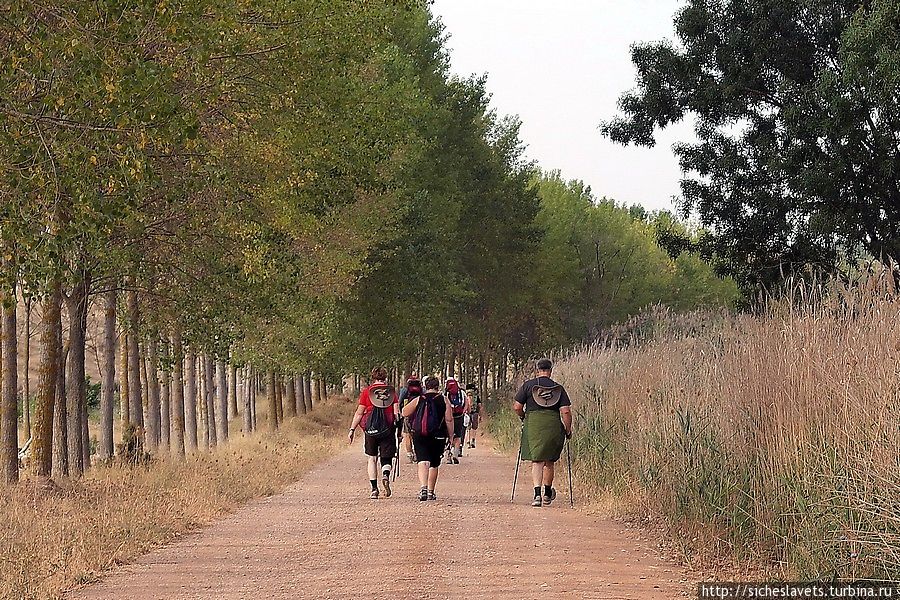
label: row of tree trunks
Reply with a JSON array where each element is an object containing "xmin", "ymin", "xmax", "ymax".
[{"xmin": 6, "ymin": 284, "xmax": 277, "ymax": 484}]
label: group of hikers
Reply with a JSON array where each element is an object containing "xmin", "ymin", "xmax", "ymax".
[{"xmin": 347, "ymin": 358, "xmax": 573, "ymax": 507}]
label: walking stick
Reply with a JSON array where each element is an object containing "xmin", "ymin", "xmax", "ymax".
[
  {"xmin": 510, "ymin": 424, "xmax": 523, "ymax": 502},
  {"xmin": 566, "ymin": 437, "xmax": 575, "ymax": 508}
]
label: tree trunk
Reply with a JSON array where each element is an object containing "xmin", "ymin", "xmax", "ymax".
[
  {"xmin": 216, "ymin": 359, "xmax": 228, "ymax": 442},
  {"xmin": 204, "ymin": 354, "xmax": 216, "ymax": 448},
  {"xmin": 126, "ymin": 288, "xmax": 143, "ymax": 436},
  {"xmin": 170, "ymin": 330, "xmax": 185, "ymax": 457},
  {"xmin": 52, "ymin": 307, "xmax": 68, "ymax": 479},
  {"xmin": 22, "ymin": 297, "xmax": 32, "ymax": 436},
  {"xmin": 1, "ymin": 285, "xmax": 19, "ymax": 483},
  {"xmin": 160, "ymin": 365, "xmax": 170, "ymax": 452},
  {"xmin": 184, "ymin": 349, "xmax": 198, "ymax": 453},
  {"xmin": 266, "ymin": 370, "xmax": 277, "ymax": 432},
  {"xmin": 99, "ymin": 290, "xmax": 116, "ymax": 461},
  {"xmin": 147, "ymin": 337, "xmax": 161, "ymax": 452},
  {"xmin": 275, "ymin": 375, "xmax": 284, "ymax": 424},
  {"xmin": 285, "ymin": 376, "xmax": 297, "ymax": 419},
  {"xmin": 250, "ymin": 371, "xmax": 257, "ymax": 429},
  {"xmin": 304, "ymin": 373, "xmax": 313, "ymax": 412},
  {"xmin": 119, "ymin": 327, "xmax": 130, "ymax": 427},
  {"xmin": 65, "ymin": 276, "xmax": 89, "ymax": 476},
  {"xmin": 32, "ymin": 286, "xmax": 62, "ymax": 478},
  {"xmin": 241, "ymin": 367, "xmax": 252, "ymax": 434},
  {"xmin": 228, "ymin": 363, "xmax": 238, "ymax": 421},
  {"xmin": 296, "ymin": 375, "xmax": 306, "ymax": 415},
  {"xmin": 139, "ymin": 342, "xmax": 149, "ymax": 439},
  {"xmin": 197, "ymin": 356, "xmax": 208, "ymax": 450},
  {"xmin": 319, "ymin": 377, "xmax": 327, "ymax": 402}
]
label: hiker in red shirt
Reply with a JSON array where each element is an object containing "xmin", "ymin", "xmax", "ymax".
[{"xmin": 348, "ymin": 367, "xmax": 399, "ymax": 499}]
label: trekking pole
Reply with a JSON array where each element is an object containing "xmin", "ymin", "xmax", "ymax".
[
  {"xmin": 566, "ymin": 437, "xmax": 575, "ymax": 508},
  {"xmin": 510, "ymin": 424, "xmax": 523, "ymax": 503}
]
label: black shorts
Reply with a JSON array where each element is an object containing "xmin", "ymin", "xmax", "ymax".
[
  {"xmin": 452, "ymin": 414, "xmax": 466, "ymax": 439},
  {"xmin": 412, "ymin": 435, "xmax": 446, "ymax": 468},
  {"xmin": 364, "ymin": 431, "xmax": 397, "ymax": 459}
]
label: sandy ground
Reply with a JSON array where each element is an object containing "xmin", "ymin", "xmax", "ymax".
[{"xmin": 69, "ymin": 437, "xmax": 688, "ymax": 599}]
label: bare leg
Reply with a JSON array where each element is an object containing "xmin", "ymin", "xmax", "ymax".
[
  {"xmin": 542, "ymin": 462, "xmax": 555, "ymax": 487},
  {"xmin": 417, "ymin": 461, "xmax": 429, "ymax": 488},
  {"xmin": 531, "ymin": 461, "xmax": 544, "ymax": 488},
  {"xmin": 367, "ymin": 455, "xmax": 378, "ymax": 481},
  {"xmin": 428, "ymin": 466, "xmax": 439, "ymax": 490}
]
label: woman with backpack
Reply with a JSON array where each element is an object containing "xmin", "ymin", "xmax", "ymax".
[
  {"xmin": 401, "ymin": 376, "xmax": 454, "ymax": 501},
  {"xmin": 348, "ymin": 367, "xmax": 400, "ymax": 499}
]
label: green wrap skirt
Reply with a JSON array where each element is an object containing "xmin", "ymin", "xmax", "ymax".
[{"xmin": 521, "ymin": 409, "xmax": 565, "ymax": 462}]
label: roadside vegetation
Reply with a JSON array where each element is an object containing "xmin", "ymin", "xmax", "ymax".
[
  {"xmin": 0, "ymin": 397, "xmax": 353, "ymax": 600},
  {"xmin": 490, "ymin": 273, "xmax": 900, "ymax": 579}
]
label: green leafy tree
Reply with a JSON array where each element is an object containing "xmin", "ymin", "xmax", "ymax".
[{"xmin": 602, "ymin": 0, "xmax": 900, "ymax": 290}]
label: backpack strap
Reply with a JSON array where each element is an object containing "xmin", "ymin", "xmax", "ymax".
[{"xmin": 531, "ymin": 385, "xmax": 562, "ymax": 408}]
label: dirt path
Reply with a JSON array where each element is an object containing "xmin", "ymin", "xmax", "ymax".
[{"xmin": 70, "ymin": 438, "xmax": 687, "ymax": 599}]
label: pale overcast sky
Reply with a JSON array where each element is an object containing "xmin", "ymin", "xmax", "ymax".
[{"xmin": 431, "ymin": 0, "xmax": 693, "ymax": 213}]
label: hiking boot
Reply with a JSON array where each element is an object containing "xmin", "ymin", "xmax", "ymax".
[
  {"xmin": 542, "ymin": 488, "xmax": 558, "ymax": 507},
  {"xmin": 370, "ymin": 489, "xmax": 380, "ymax": 500},
  {"xmin": 427, "ymin": 491, "xmax": 437, "ymax": 501},
  {"xmin": 471, "ymin": 439, "xmax": 476, "ymax": 448},
  {"xmin": 531, "ymin": 495, "xmax": 542, "ymax": 507},
  {"xmin": 451, "ymin": 456, "xmax": 460, "ymax": 464},
  {"xmin": 418, "ymin": 488, "xmax": 428, "ymax": 501},
  {"xmin": 382, "ymin": 476, "xmax": 392, "ymax": 498}
]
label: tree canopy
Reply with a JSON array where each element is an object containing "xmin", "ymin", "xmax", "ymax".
[{"xmin": 602, "ymin": 0, "xmax": 900, "ymax": 291}]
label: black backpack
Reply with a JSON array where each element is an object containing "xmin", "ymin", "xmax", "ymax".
[{"xmin": 410, "ymin": 393, "xmax": 444, "ymax": 437}]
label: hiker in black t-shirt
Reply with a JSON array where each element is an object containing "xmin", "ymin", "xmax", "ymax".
[
  {"xmin": 401, "ymin": 376, "xmax": 454, "ymax": 501},
  {"xmin": 512, "ymin": 358, "xmax": 573, "ymax": 507}
]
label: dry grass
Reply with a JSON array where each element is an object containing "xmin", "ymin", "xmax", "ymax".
[
  {"xmin": 0, "ymin": 396, "xmax": 355, "ymax": 600},
  {"xmin": 536, "ymin": 273, "xmax": 900, "ymax": 579}
]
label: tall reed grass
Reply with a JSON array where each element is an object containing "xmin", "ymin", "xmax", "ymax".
[{"xmin": 506, "ymin": 273, "xmax": 900, "ymax": 578}]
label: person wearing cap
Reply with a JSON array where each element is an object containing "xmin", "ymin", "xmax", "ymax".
[
  {"xmin": 512, "ymin": 358, "xmax": 573, "ymax": 507},
  {"xmin": 348, "ymin": 366, "xmax": 400, "ymax": 499}
]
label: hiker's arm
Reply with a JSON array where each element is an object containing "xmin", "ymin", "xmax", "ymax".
[
  {"xmin": 400, "ymin": 396, "xmax": 419, "ymax": 418},
  {"xmin": 444, "ymin": 401, "xmax": 454, "ymax": 435},
  {"xmin": 560, "ymin": 406, "xmax": 573, "ymax": 437},
  {"xmin": 348, "ymin": 405, "xmax": 365, "ymax": 442},
  {"xmin": 512, "ymin": 384, "xmax": 527, "ymax": 420},
  {"xmin": 513, "ymin": 400, "xmax": 526, "ymax": 420}
]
